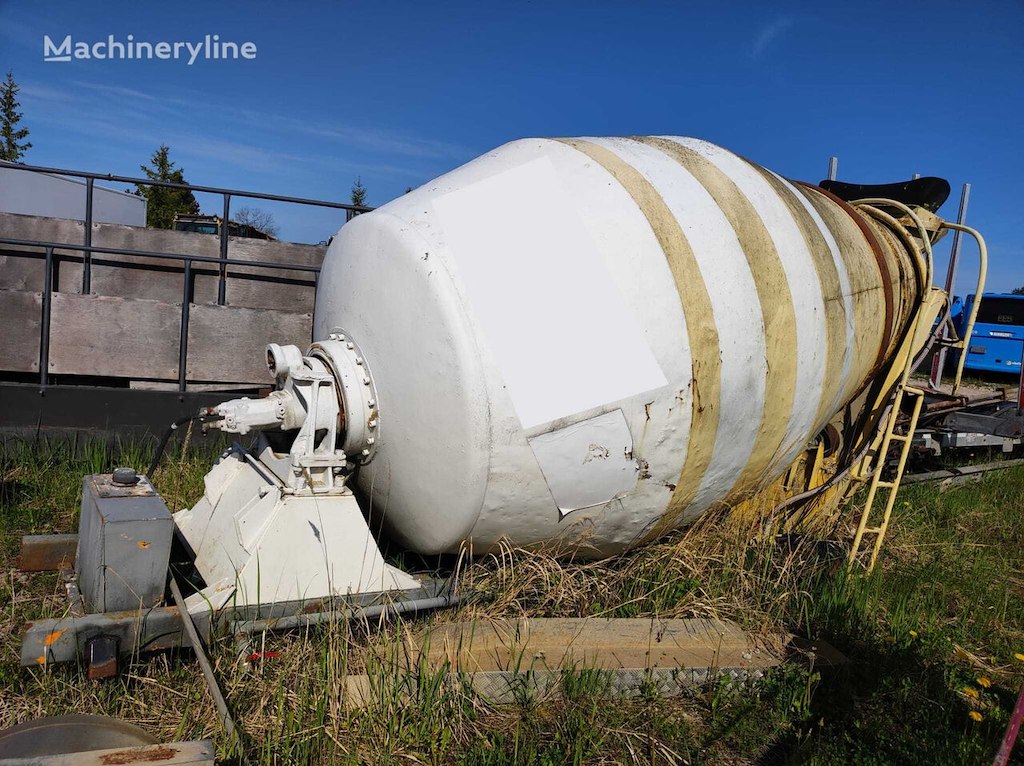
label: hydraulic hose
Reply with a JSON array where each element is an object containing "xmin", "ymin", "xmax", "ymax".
[{"xmin": 147, "ymin": 411, "xmax": 223, "ymax": 478}]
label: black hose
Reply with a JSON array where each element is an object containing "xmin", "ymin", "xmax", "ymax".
[{"xmin": 147, "ymin": 412, "xmax": 222, "ymax": 478}]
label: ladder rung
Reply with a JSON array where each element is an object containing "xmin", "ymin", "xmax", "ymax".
[
  {"xmin": 889, "ymin": 434, "xmax": 909, "ymax": 443},
  {"xmin": 862, "ymin": 526, "xmax": 883, "ymax": 534},
  {"xmin": 875, "ymin": 480, "xmax": 896, "ymax": 489}
]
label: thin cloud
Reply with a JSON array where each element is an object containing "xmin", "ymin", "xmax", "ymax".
[
  {"xmin": 750, "ymin": 16, "xmax": 797, "ymax": 61},
  {"xmin": 17, "ymin": 81, "xmax": 441, "ymax": 182},
  {"xmin": 22, "ymin": 79, "xmax": 472, "ymax": 166},
  {"xmin": 235, "ymin": 108, "xmax": 473, "ymax": 161},
  {"xmin": 18, "ymin": 82, "xmax": 73, "ymax": 102}
]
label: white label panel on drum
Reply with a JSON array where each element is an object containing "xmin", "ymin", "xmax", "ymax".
[
  {"xmin": 528, "ymin": 409, "xmax": 638, "ymax": 514},
  {"xmin": 433, "ymin": 156, "xmax": 667, "ymax": 429}
]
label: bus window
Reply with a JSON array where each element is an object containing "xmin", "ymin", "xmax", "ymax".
[{"xmin": 975, "ymin": 297, "xmax": 1024, "ymax": 326}]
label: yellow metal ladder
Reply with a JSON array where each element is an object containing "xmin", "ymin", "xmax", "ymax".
[
  {"xmin": 841, "ymin": 205, "xmax": 987, "ymax": 573},
  {"xmin": 848, "ymin": 384, "xmax": 926, "ymax": 571}
]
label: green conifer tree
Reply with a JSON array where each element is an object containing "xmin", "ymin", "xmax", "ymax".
[
  {"xmin": 135, "ymin": 145, "xmax": 200, "ymax": 229},
  {"xmin": 0, "ymin": 71, "xmax": 32, "ymax": 162}
]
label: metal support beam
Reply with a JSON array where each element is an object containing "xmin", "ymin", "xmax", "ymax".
[
  {"xmin": 21, "ymin": 579, "xmax": 453, "ymax": 666},
  {"xmin": 82, "ymin": 177, "xmax": 94, "ymax": 294},
  {"xmin": 22, "ymin": 605, "xmax": 190, "ymax": 667},
  {"xmin": 930, "ymin": 183, "xmax": 971, "ymax": 389},
  {"xmin": 179, "ymin": 261, "xmax": 193, "ymax": 393},
  {"xmin": 39, "ymin": 246, "xmax": 53, "ymax": 390},
  {"xmin": 217, "ymin": 194, "xmax": 231, "ymax": 306}
]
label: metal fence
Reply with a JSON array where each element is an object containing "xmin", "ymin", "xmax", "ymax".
[
  {"xmin": 0, "ymin": 160, "xmax": 371, "ymax": 305},
  {"xmin": 0, "ymin": 236, "xmax": 323, "ymax": 393},
  {"xmin": 0, "ymin": 161, "xmax": 374, "ymax": 394}
]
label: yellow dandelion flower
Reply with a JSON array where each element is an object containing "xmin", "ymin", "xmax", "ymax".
[
  {"xmin": 969, "ymin": 711, "xmax": 983, "ymax": 722},
  {"xmin": 977, "ymin": 677, "xmax": 992, "ymax": 689},
  {"xmin": 909, "ymin": 630, "xmax": 918, "ymax": 638},
  {"xmin": 963, "ymin": 687, "xmax": 979, "ymax": 698},
  {"xmin": 1015, "ymin": 652, "xmax": 1024, "ymax": 662}
]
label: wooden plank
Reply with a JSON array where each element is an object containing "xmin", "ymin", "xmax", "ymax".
[
  {"xmin": 0, "ymin": 739, "xmax": 214, "ymax": 765},
  {"xmin": 186, "ymin": 303, "xmax": 311, "ymax": 384},
  {"xmin": 0, "ymin": 290, "xmax": 42, "ymax": 372},
  {"xmin": 48, "ymin": 293, "xmax": 180, "ymax": 380},
  {"xmin": 346, "ymin": 617, "xmax": 846, "ymax": 707},
  {"xmin": 417, "ymin": 618, "xmax": 767, "ymax": 674},
  {"xmin": 17, "ymin": 534, "xmax": 78, "ymax": 572}
]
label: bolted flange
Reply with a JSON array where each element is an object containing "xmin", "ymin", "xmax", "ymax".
[{"xmin": 308, "ymin": 329, "xmax": 380, "ymax": 464}]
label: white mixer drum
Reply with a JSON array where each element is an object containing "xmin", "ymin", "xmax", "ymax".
[{"xmin": 313, "ymin": 136, "xmax": 919, "ymax": 556}]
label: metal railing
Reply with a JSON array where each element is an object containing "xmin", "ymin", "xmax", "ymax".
[
  {"xmin": 0, "ymin": 236, "xmax": 321, "ymax": 394},
  {"xmin": 0, "ymin": 160, "xmax": 371, "ymax": 305}
]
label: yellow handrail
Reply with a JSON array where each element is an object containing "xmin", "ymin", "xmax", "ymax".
[{"xmin": 940, "ymin": 222, "xmax": 988, "ymax": 395}]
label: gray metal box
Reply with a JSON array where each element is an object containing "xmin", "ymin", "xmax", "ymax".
[{"xmin": 76, "ymin": 474, "xmax": 173, "ymax": 613}]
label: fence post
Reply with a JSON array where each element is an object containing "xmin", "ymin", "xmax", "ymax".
[
  {"xmin": 179, "ymin": 261, "xmax": 193, "ymax": 395},
  {"xmin": 83, "ymin": 177, "xmax": 94, "ymax": 294},
  {"xmin": 40, "ymin": 246, "xmax": 54, "ymax": 390},
  {"xmin": 218, "ymin": 193, "xmax": 231, "ymax": 305}
]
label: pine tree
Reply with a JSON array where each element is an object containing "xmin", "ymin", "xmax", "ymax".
[
  {"xmin": 0, "ymin": 71, "xmax": 32, "ymax": 162},
  {"xmin": 350, "ymin": 177, "xmax": 368, "ymax": 207},
  {"xmin": 135, "ymin": 145, "xmax": 200, "ymax": 229}
]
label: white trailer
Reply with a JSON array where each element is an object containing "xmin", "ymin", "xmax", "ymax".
[{"xmin": 0, "ymin": 166, "xmax": 146, "ymax": 226}]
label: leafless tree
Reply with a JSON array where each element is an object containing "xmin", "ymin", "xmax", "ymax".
[{"xmin": 232, "ymin": 206, "xmax": 279, "ymax": 238}]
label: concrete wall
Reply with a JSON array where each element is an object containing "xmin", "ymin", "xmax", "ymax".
[
  {"xmin": 0, "ymin": 168, "xmax": 146, "ymax": 226},
  {"xmin": 0, "ymin": 212, "xmax": 327, "ymax": 386}
]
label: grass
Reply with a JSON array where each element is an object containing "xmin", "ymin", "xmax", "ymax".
[{"xmin": 2, "ymin": 432, "xmax": 1023, "ymax": 764}]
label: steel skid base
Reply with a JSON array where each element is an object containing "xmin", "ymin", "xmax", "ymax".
[
  {"xmin": 20, "ymin": 339, "xmax": 462, "ymax": 671},
  {"xmin": 20, "ymin": 563, "xmax": 454, "ymax": 669},
  {"xmin": 172, "ymin": 445, "xmax": 421, "ymax": 612},
  {"xmin": 19, "ymin": 449, "xmax": 455, "ymax": 670}
]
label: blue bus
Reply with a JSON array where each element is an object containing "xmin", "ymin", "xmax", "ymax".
[{"xmin": 957, "ymin": 293, "xmax": 1024, "ymax": 375}]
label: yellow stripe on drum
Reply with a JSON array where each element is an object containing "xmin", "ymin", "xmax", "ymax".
[
  {"xmin": 742, "ymin": 165, "xmax": 850, "ymax": 435},
  {"xmin": 635, "ymin": 137, "xmax": 798, "ymax": 493},
  {"xmin": 794, "ymin": 186, "xmax": 888, "ymax": 402},
  {"xmin": 554, "ymin": 138, "xmax": 720, "ymax": 530}
]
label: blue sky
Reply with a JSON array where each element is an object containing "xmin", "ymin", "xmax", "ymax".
[{"xmin": 2, "ymin": 0, "xmax": 1022, "ymax": 291}]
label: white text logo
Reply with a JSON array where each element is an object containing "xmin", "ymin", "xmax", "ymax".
[{"xmin": 44, "ymin": 35, "xmax": 257, "ymax": 65}]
